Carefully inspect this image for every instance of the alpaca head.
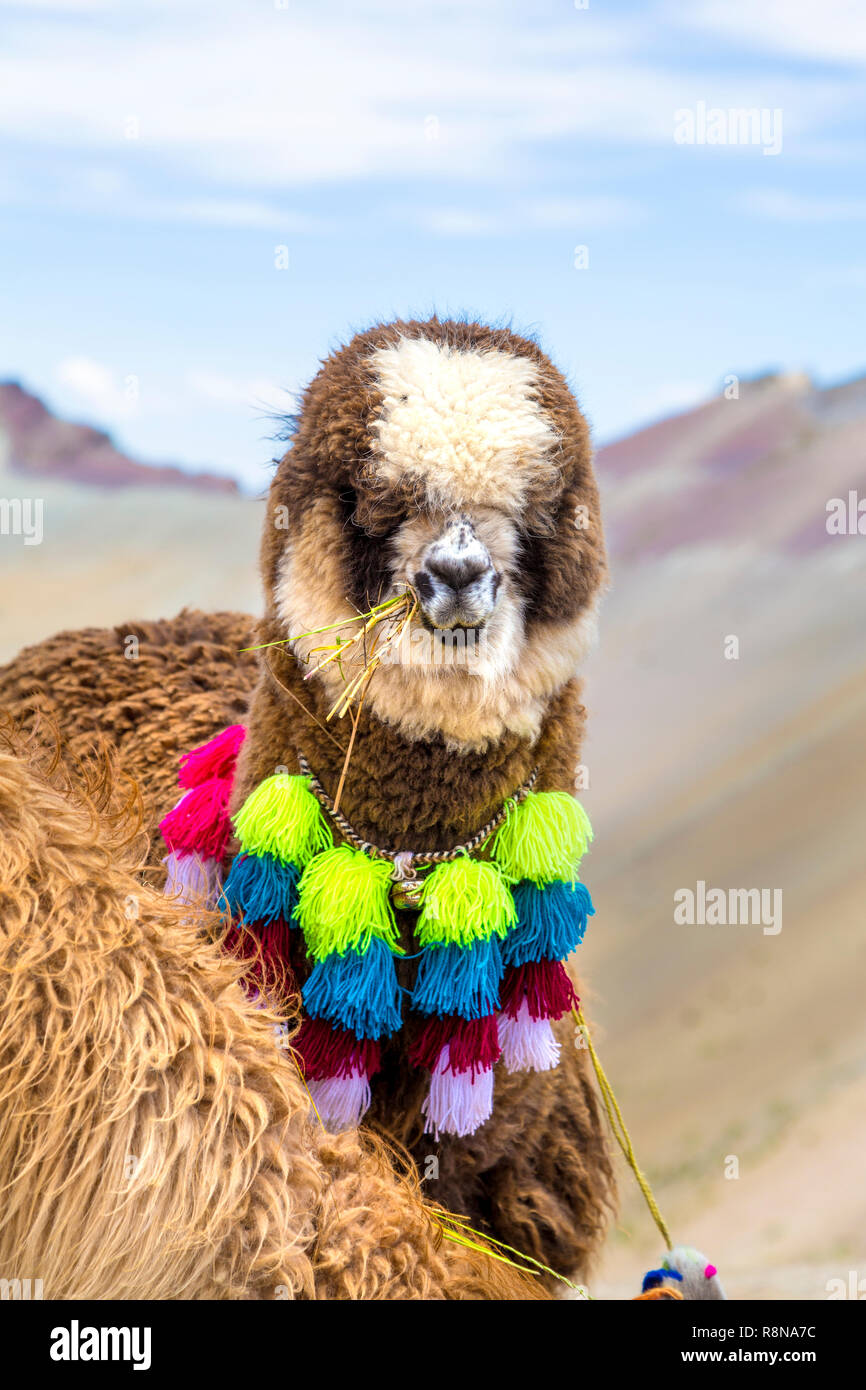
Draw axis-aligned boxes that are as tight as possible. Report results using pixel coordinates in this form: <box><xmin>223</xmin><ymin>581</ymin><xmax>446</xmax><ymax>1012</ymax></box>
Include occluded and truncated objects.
<box><xmin>263</xmin><ymin>317</ymin><xmax>606</xmax><ymax>749</ymax></box>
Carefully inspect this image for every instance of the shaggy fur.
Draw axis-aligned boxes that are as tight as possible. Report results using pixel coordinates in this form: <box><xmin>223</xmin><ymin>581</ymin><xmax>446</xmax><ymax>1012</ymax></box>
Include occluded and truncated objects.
<box><xmin>368</xmin><ymin>335</ymin><xmax>561</xmax><ymax>516</ymax></box>
<box><xmin>0</xmin><ymin>316</ymin><xmax>616</xmax><ymax>1291</ymax></box>
<box><xmin>0</xmin><ymin>727</ymin><xmax>542</xmax><ymax>1299</ymax></box>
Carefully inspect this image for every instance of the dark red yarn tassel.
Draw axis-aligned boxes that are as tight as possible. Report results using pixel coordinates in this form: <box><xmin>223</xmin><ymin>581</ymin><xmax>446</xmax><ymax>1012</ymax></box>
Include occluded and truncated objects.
<box><xmin>410</xmin><ymin>1014</ymin><xmax>501</xmax><ymax>1077</ymax></box>
<box><xmin>225</xmin><ymin>918</ymin><xmax>297</xmax><ymax>1000</ymax></box>
<box><xmin>500</xmin><ymin>960</ymin><xmax>579</xmax><ymax>1021</ymax></box>
<box><xmin>294</xmin><ymin>1017</ymin><xmax>381</xmax><ymax>1081</ymax></box>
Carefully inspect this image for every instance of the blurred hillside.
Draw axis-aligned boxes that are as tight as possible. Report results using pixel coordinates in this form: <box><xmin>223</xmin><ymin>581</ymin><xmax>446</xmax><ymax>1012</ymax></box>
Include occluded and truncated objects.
<box><xmin>582</xmin><ymin>370</ymin><xmax>866</xmax><ymax>1299</ymax></box>
<box><xmin>0</xmin><ymin>382</ymin><xmax>261</xmax><ymax>661</ymax></box>
<box><xmin>0</xmin><ymin>382</ymin><xmax>239</xmax><ymax>494</ymax></box>
<box><xmin>2</xmin><ymin>372</ymin><xmax>865</xmax><ymax>1299</ymax></box>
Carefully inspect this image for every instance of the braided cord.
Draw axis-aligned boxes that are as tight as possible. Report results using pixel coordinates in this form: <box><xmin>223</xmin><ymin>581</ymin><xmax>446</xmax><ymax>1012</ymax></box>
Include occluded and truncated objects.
<box><xmin>297</xmin><ymin>754</ymin><xmax>538</xmax><ymax>865</ymax></box>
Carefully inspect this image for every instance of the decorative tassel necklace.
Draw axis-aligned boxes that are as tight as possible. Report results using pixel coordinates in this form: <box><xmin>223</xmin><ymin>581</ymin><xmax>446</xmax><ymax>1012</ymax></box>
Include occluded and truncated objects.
<box><xmin>160</xmin><ymin>725</ymin><xmax>595</xmax><ymax>1139</ymax></box>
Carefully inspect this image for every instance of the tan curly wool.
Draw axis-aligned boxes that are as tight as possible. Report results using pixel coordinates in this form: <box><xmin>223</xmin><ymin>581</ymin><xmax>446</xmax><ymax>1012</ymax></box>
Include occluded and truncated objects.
<box><xmin>0</xmin><ymin>727</ymin><xmax>541</xmax><ymax>1299</ymax></box>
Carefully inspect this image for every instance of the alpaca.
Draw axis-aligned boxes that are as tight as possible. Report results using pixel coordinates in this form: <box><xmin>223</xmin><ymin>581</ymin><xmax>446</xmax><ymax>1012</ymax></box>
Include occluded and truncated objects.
<box><xmin>0</xmin><ymin>726</ymin><xmax>542</xmax><ymax>1299</ymax></box>
<box><xmin>0</xmin><ymin>317</ymin><xmax>615</xmax><ymax>1285</ymax></box>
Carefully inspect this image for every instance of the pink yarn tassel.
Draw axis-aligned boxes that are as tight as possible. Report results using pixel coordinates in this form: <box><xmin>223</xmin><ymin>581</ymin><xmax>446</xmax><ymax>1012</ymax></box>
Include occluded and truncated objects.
<box><xmin>178</xmin><ymin>724</ymin><xmax>246</xmax><ymax>789</ymax></box>
<box><xmin>159</xmin><ymin>777</ymin><xmax>231</xmax><ymax>859</ymax></box>
<box><xmin>498</xmin><ymin>1002</ymin><xmax>561</xmax><ymax>1073</ymax></box>
<box><xmin>308</xmin><ymin>1072</ymin><xmax>371</xmax><ymax>1131</ymax></box>
<box><xmin>421</xmin><ymin>1046</ymin><xmax>495</xmax><ymax>1139</ymax></box>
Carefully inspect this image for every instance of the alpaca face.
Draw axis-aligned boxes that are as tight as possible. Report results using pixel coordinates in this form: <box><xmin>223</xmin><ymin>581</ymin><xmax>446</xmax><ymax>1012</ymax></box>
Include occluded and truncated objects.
<box><xmin>405</xmin><ymin>515</ymin><xmax>501</xmax><ymax>634</ymax></box>
<box><xmin>266</xmin><ymin>319</ymin><xmax>606</xmax><ymax>748</ymax></box>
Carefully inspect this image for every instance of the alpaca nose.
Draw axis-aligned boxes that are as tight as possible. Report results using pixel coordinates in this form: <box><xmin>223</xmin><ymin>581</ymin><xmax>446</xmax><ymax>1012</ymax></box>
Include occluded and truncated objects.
<box><xmin>412</xmin><ymin>517</ymin><xmax>500</xmax><ymax>630</ymax></box>
<box><xmin>426</xmin><ymin>552</ymin><xmax>491</xmax><ymax>594</ymax></box>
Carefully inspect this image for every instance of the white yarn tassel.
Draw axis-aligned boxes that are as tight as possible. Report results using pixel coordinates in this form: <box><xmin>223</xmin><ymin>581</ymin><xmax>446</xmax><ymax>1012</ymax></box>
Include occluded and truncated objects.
<box><xmin>163</xmin><ymin>850</ymin><xmax>223</xmax><ymax>908</ymax></box>
<box><xmin>422</xmin><ymin>1046</ymin><xmax>495</xmax><ymax>1139</ymax></box>
<box><xmin>498</xmin><ymin>1002</ymin><xmax>560</xmax><ymax>1073</ymax></box>
<box><xmin>308</xmin><ymin>1073</ymin><xmax>371</xmax><ymax>1131</ymax></box>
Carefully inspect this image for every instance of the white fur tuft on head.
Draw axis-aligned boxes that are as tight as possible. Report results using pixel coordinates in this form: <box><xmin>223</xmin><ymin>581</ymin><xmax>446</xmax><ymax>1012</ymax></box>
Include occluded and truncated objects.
<box><xmin>369</xmin><ymin>336</ymin><xmax>560</xmax><ymax>516</ymax></box>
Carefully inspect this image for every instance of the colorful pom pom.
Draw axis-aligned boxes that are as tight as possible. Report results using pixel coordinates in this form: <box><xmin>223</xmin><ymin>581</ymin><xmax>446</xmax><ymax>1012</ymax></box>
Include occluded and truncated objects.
<box><xmin>159</xmin><ymin>777</ymin><xmax>232</xmax><ymax>858</ymax></box>
<box><xmin>502</xmin><ymin>879</ymin><xmax>594</xmax><ymax>966</ymax></box>
<box><xmin>492</xmin><ymin>790</ymin><xmax>593</xmax><ymax>885</ymax></box>
<box><xmin>410</xmin><ymin>1013</ymin><xmax>501</xmax><ymax>1078</ymax></box>
<box><xmin>308</xmin><ymin>1073</ymin><xmax>371</xmax><ymax>1131</ymax></box>
<box><xmin>296</xmin><ymin>845</ymin><xmax>401</xmax><ymax>958</ymax></box>
<box><xmin>416</xmin><ymin>857</ymin><xmax>516</xmax><ymax>948</ymax></box>
<box><xmin>225</xmin><ymin>918</ymin><xmax>296</xmax><ymax>996</ymax></box>
<box><xmin>221</xmin><ymin>851</ymin><xmax>301</xmax><ymax>926</ymax></box>
<box><xmin>422</xmin><ymin>1052</ymin><xmax>495</xmax><ymax>1139</ymax></box>
<box><xmin>293</xmin><ymin>1016</ymin><xmax>381</xmax><ymax>1081</ymax></box>
<box><xmin>233</xmin><ymin>774</ymin><xmax>332</xmax><ymax>865</ymax></box>
<box><xmin>163</xmin><ymin>849</ymin><xmax>223</xmax><ymax>907</ymax></box>
<box><xmin>412</xmin><ymin>937</ymin><xmax>503</xmax><ymax>1020</ymax></box>
<box><xmin>178</xmin><ymin>724</ymin><xmax>246</xmax><ymax>789</ymax></box>
<box><xmin>500</xmin><ymin>959</ymin><xmax>578</xmax><ymax>1021</ymax></box>
<box><xmin>498</xmin><ymin>1001</ymin><xmax>561</xmax><ymax>1072</ymax></box>
<box><xmin>302</xmin><ymin>936</ymin><xmax>402</xmax><ymax>1039</ymax></box>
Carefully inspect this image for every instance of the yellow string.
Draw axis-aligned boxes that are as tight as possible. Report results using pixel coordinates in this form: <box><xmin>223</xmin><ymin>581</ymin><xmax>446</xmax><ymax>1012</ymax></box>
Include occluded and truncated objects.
<box><xmin>573</xmin><ymin>1005</ymin><xmax>672</xmax><ymax>1250</ymax></box>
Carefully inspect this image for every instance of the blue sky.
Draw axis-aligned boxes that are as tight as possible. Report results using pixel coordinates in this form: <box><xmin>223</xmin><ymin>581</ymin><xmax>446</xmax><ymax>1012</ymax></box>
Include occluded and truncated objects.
<box><xmin>1</xmin><ymin>0</ymin><xmax>864</xmax><ymax>490</ymax></box>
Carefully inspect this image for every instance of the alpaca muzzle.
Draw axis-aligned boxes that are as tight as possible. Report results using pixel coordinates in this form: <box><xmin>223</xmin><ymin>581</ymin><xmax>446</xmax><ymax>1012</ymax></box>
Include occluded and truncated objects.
<box><xmin>412</xmin><ymin>516</ymin><xmax>500</xmax><ymax>631</ymax></box>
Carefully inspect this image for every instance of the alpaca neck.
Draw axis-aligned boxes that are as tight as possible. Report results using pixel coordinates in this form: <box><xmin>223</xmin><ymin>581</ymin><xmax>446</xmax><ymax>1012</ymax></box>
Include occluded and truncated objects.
<box><xmin>232</xmin><ymin>642</ymin><xmax>585</xmax><ymax>853</ymax></box>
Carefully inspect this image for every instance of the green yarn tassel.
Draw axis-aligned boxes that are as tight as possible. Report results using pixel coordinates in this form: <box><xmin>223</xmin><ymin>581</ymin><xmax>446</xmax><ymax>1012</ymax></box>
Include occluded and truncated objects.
<box><xmin>416</xmin><ymin>857</ymin><xmax>516</xmax><ymax>948</ymax></box>
<box><xmin>233</xmin><ymin>774</ymin><xmax>332</xmax><ymax>866</ymax></box>
<box><xmin>296</xmin><ymin>845</ymin><xmax>402</xmax><ymax>959</ymax></box>
<box><xmin>492</xmin><ymin>790</ymin><xmax>593</xmax><ymax>885</ymax></box>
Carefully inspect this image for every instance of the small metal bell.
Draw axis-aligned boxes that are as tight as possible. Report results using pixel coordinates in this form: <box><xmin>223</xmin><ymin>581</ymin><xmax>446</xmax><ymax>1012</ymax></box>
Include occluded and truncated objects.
<box><xmin>390</xmin><ymin>851</ymin><xmax>423</xmax><ymax>910</ymax></box>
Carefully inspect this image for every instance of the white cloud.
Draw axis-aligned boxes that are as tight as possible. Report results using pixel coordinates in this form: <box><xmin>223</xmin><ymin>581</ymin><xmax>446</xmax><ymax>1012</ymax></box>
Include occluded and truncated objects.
<box><xmin>740</xmin><ymin>190</ymin><xmax>866</xmax><ymax>221</ymax></box>
<box><xmin>526</xmin><ymin>196</ymin><xmax>644</xmax><ymax>229</ymax></box>
<box><xmin>677</xmin><ymin>0</ymin><xmax>866</xmax><ymax>66</ymax></box>
<box><xmin>186</xmin><ymin>371</ymin><xmax>295</xmax><ymax>417</ymax></box>
<box><xmin>56</xmin><ymin>356</ymin><xmax>141</xmax><ymax>420</ymax></box>
<box><xmin>420</xmin><ymin>209</ymin><xmax>498</xmax><ymax>238</ymax></box>
<box><xmin>55</xmin><ymin>357</ymin><xmax>294</xmax><ymax>435</ymax></box>
<box><xmin>145</xmin><ymin>198</ymin><xmax>316</xmax><ymax>231</ymax></box>
<box><xmin>415</xmin><ymin>195</ymin><xmax>644</xmax><ymax>237</ymax></box>
<box><xmin>0</xmin><ymin>2</ymin><xmax>856</xmax><ymax>204</ymax></box>
<box><xmin>0</xmin><ymin>157</ymin><xmax>319</xmax><ymax>230</ymax></box>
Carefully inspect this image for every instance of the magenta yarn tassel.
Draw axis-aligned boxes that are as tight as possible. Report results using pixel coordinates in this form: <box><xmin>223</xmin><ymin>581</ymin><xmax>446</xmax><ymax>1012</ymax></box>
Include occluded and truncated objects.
<box><xmin>498</xmin><ymin>1001</ymin><xmax>561</xmax><ymax>1073</ymax></box>
<box><xmin>308</xmin><ymin>1072</ymin><xmax>372</xmax><ymax>1131</ymax></box>
<box><xmin>178</xmin><ymin>723</ymin><xmax>246</xmax><ymax>788</ymax></box>
<box><xmin>159</xmin><ymin>777</ymin><xmax>231</xmax><ymax>859</ymax></box>
<box><xmin>163</xmin><ymin>849</ymin><xmax>223</xmax><ymax>908</ymax></box>
<box><xmin>421</xmin><ymin>1046</ymin><xmax>495</xmax><ymax>1139</ymax></box>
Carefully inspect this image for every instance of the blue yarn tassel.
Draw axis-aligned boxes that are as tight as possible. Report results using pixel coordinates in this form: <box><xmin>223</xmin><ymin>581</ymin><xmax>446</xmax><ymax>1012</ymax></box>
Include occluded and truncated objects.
<box><xmin>221</xmin><ymin>852</ymin><xmax>301</xmax><ymax>926</ymax></box>
<box><xmin>302</xmin><ymin>936</ymin><xmax>402</xmax><ymax>1040</ymax></box>
<box><xmin>412</xmin><ymin>937</ymin><xmax>504</xmax><ymax>1020</ymax></box>
<box><xmin>501</xmin><ymin>880</ymin><xmax>594</xmax><ymax>967</ymax></box>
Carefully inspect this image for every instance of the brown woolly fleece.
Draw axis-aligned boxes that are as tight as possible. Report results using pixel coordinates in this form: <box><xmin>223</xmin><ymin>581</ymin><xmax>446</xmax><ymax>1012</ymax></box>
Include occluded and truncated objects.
<box><xmin>0</xmin><ymin>316</ymin><xmax>616</xmax><ymax>1293</ymax></box>
<box><xmin>0</xmin><ymin>727</ymin><xmax>541</xmax><ymax>1299</ymax></box>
